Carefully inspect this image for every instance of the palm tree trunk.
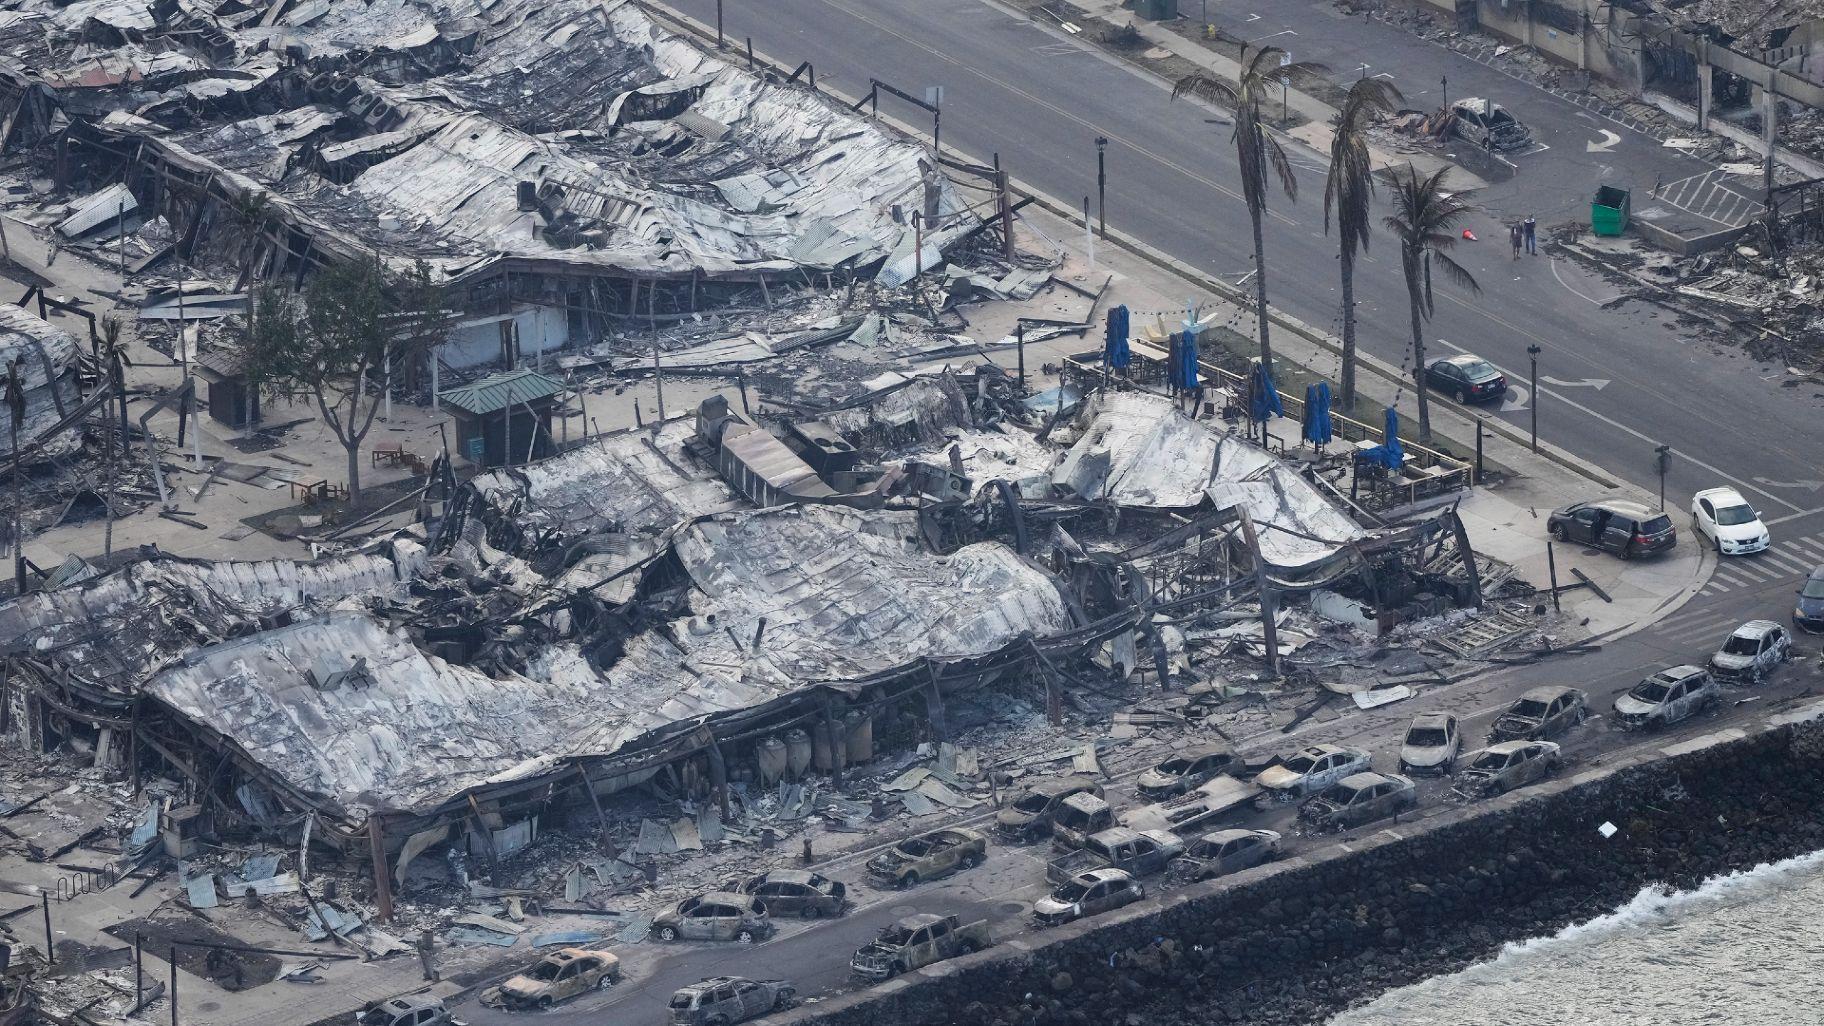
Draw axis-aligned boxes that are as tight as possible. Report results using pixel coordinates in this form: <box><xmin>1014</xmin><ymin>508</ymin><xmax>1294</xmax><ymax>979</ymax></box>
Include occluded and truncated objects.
<box><xmin>1339</xmin><ymin>245</ymin><xmax>1357</xmax><ymax>410</ymax></box>
<box><xmin>1249</xmin><ymin>202</ymin><xmax>1273</xmax><ymax>371</ymax></box>
<box><xmin>1405</xmin><ymin>255</ymin><xmax>1432</xmax><ymax>442</ymax></box>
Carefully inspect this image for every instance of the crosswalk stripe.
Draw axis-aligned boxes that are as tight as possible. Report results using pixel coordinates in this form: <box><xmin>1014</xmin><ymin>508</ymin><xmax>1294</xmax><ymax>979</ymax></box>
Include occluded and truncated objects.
<box><xmin>1711</xmin><ymin>566</ymin><xmax>1762</xmax><ymax>586</ymax></box>
<box><xmin>1783</xmin><ymin>539</ymin><xmax>1824</xmax><ymax>564</ymax></box>
<box><xmin>1757</xmin><ymin>552</ymin><xmax>1808</xmax><ymax>576</ymax></box>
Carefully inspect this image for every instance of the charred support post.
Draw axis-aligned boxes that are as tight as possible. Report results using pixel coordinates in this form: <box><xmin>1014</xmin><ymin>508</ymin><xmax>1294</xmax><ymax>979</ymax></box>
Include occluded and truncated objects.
<box><xmin>818</xmin><ymin>703</ymin><xmax>843</xmax><ymax>787</ymax></box>
<box><xmin>704</xmin><ymin>732</ymin><xmax>734</xmax><ymax>815</ymax></box>
<box><xmin>41</xmin><ymin>893</ymin><xmax>52</xmax><ymax>966</ymax></box>
<box><xmin>1545</xmin><ymin>540</ymin><xmax>1561</xmax><ymax>613</ymax></box>
<box><xmin>169</xmin><ymin>946</ymin><xmax>177</xmax><ymax>1026</ymax></box>
<box><xmin>995</xmin><ymin>156</ymin><xmax>1015</xmax><ymax>261</ymax></box>
<box><xmin>366</xmin><ymin>816</ymin><xmax>394</xmax><ymax>923</ymax></box>
<box><xmin>1236</xmin><ymin>509</ymin><xmax>1280</xmax><ymax>676</ymax></box>
<box><xmin>576</xmin><ymin>764</ymin><xmax>618</xmax><ymax>859</ymax></box>
<box><xmin>924</xmin><ymin>665</ymin><xmax>949</xmax><ymax>741</ymax></box>
<box><xmin>1449</xmin><ymin>510</ymin><xmax>1484</xmax><ymax>608</ymax></box>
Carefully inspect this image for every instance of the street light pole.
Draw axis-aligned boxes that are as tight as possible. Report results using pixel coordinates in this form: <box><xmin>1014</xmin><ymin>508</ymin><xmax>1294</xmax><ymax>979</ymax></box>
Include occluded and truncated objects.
<box><xmin>1095</xmin><ymin>136</ymin><xmax>1108</xmax><ymax>240</ymax></box>
<box><xmin>716</xmin><ymin>0</ymin><xmax>723</xmax><ymax>48</ymax></box>
<box><xmin>1527</xmin><ymin>344</ymin><xmax>1541</xmax><ymax>453</ymax></box>
<box><xmin>1441</xmin><ymin>75</ymin><xmax>1448</xmax><ymax>108</ymax></box>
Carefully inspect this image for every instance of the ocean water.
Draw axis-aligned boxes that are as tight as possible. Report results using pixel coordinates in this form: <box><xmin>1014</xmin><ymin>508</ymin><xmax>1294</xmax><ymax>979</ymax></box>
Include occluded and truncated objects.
<box><xmin>1325</xmin><ymin>849</ymin><xmax>1824</xmax><ymax>1026</ymax></box>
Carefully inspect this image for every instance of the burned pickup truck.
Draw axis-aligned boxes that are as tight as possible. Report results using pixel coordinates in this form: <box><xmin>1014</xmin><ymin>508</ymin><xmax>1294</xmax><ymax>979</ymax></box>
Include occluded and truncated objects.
<box><xmin>850</xmin><ymin>913</ymin><xmax>991</xmax><ymax>982</ymax></box>
<box><xmin>1046</xmin><ymin>826</ymin><xmax>1184</xmax><ymax>886</ymax></box>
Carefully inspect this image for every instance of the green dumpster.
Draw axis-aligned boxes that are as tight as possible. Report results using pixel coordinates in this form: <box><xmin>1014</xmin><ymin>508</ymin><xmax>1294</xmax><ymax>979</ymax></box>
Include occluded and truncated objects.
<box><xmin>1135</xmin><ymin>0</ymin><xmax>1180</xmax><ymax>20</ymax></box>
<box><xmin>1592</xmin><ymin>185</ymin><xmax>1630</xmax><ymax>236</ymax></box>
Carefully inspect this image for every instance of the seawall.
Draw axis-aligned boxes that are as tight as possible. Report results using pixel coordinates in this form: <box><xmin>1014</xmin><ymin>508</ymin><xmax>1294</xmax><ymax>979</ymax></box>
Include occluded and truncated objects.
<box><xmin>767</xmin><ymin>699</ymin><xmax>1824</xmax><ymax>1025</ymax></box>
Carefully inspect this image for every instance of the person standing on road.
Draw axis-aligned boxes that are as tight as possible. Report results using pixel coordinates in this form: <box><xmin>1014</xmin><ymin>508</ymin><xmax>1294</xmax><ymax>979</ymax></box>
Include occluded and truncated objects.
<box><xmin>1510</xmin><ymin>223</ymin><xmax>1522</xmax><ymax>259</ymax></box>
<box><xmin>1523</xmin><ymin>216</ymin><xmax>1538</xmax><ymax>255</ymax></box>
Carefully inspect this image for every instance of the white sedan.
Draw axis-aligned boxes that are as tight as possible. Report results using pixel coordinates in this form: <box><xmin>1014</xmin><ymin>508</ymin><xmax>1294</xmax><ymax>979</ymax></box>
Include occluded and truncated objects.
<box><xmin>1691</xmin><ymin>487</ymin><xmax>1769</xmax><ymax>556</ymax></box>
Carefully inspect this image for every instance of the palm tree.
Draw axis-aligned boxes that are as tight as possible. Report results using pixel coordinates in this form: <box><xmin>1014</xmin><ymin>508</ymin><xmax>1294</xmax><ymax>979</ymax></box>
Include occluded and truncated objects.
<box><xmin>1323</xmin><ymin>77</ymin><xmax>1402</xmax><ymax>411</ymax></box>
<box><xmin>1173</xmin><ymin>47</ymin><xmax>1327</xmax><ymax>373</ymax></box>
<box><xmin>1383</xmin><ymin>165</ymin><xmax>1480</xmax><ymax>442</ymax></box>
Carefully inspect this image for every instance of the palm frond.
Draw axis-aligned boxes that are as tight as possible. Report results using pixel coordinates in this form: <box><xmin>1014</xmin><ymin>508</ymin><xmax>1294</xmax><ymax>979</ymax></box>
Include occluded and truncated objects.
<box><xmin>1264</xmin><ymin>133</ymin><xmax>1298</xmax><ymax>201</ymax></box>
<box><xmin>1172</xmin><ymin>72</ymin><xmax>1238</xmax><ymax>107</ymax></box>
<box><xmin>1431</xmin><ymin>250</ymin><xmax>1480</xmax><ymax>295</ymax></box>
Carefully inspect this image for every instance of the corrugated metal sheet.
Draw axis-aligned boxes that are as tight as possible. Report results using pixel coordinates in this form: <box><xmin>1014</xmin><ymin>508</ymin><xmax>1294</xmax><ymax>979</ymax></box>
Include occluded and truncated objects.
<box><xmin>438</xmin><ymin>368</ymin><xmax>564</xmax><ymax>416</ymax></box>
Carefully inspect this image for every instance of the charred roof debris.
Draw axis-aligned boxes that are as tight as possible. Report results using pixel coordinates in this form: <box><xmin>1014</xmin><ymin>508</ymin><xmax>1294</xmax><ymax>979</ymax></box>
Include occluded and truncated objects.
<box><xmin>0</xmin><ymin>0</ymin><xmax>1560</xmax><ymax>1016</ymax></box>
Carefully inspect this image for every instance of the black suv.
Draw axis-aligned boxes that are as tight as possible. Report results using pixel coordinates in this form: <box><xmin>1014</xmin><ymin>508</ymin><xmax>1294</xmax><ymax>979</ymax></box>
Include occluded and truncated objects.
<box><xmin>1547</xmin><ymin>499</ymin><xmax>1676</xmax><ymax>559</ymax></box>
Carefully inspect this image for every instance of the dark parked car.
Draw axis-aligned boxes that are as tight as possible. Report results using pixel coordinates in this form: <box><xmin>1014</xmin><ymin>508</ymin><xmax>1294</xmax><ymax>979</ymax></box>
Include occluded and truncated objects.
<box><xmin>1456</xmin><ymin>741</ymin><xmax>1561</xmax><ymax>797</ymax></box>
<box><xmin>1613</xmin><ymin>665</ymin><xmax>1720</xmax><ymax>730</ymax></box>
<box><xmin>726</xmin><ymin>869</ymin><xmax>846</xmax><ymax>919</ymax></box>
<box><xmin>1795</xmin><ymin>565</ymin><xmax>1824</xmax><ymax>634</ymax></box>
<box><xmin>994</xmin><ymin>775</ymin><xmax>1104</xmax><ymax>840</ymax></box>
<box><xmin>1424</xmin><ymin>354</ymin><xmax>1507</xmax><ymax>404</ymax></box>
<box><xmin>1135</xmin><ymin>742</ymin><xmax>1238</xmax><ymax>800</ymax></box>
<box><xmin>1298</xmin><ymin>772</ymin><xmax>1417</xmax><ymax>832</ymax></box>
<box><xmin>1547</xmin><ymin>500</ymin><xmax>1676</xmax><ymax>559</ymax></box>
<box><xmin>1488</xmin><ymin>686</ymin><xmax>1587</xmax><ymax>742</ymax></box>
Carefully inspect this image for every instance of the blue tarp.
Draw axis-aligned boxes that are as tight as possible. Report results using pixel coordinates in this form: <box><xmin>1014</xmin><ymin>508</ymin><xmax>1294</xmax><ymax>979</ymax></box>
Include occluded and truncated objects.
<box><xmin>1247</xmin><ymin>363</ymin><xmax>1283</xmax><ymax>422</ymax></box>
<box><xmin>1361</xmin><ymin>407</ymin><xmax>1405</xmax><ymax>469</ymax></box>
<box><xmin>1105</xmin><ymin>305</ymin><xmax>1130</xmax><ymax>371</ymax></box>
<box><xmin>1302</xmin><ymin>382</ymin><xmax>1333</xmax><ymax>446</ymax></box>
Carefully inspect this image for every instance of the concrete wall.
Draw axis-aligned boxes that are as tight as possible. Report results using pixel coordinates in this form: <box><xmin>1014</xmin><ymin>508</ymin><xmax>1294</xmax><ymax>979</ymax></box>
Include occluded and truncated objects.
<box><xmin>771</xmin><ymin>699</ymin><xmax>1824</xmax><ymax>1026</ymax></box>
<box><xmin>442</xmin><ymin>303</ymin><xmax>570</xmax><ymax>371</ymax></box>
<box><xmin>1410</xmin><ymin>0</ymin><xmax>1645</xmax><ymax>92</ymax></box>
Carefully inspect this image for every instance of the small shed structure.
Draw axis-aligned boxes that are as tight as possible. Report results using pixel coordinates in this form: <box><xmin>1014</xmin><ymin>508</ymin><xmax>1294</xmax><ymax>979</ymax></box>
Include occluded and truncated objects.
<box><xmin>195</xmin><ymin>349</ymin><xmax>260</xmax><ymax>428</ymax></box>
<box><xmin>438</xmin><ymin>368</ymin><xmax>563</xmax><ymax>468</ymax></box>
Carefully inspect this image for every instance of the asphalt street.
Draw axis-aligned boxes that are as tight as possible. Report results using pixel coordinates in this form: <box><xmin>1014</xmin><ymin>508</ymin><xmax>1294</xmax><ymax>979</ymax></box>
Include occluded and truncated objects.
<box><xmin>655</xmin><ymin>0</ymin><xmax>1822</xmax><ymax>528</ymax></box>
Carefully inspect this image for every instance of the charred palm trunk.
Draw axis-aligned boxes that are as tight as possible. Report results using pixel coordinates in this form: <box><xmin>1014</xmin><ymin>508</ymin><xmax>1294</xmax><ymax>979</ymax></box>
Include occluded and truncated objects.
<box><xmin>1339</xmin><ymin>244</ymin><xmax>1358</xmax><ymax>409</ymax></box>
<box><xmin>1249</xmin><ymin>202</ymin><xmax>1273</xmax><ymax>372</ymax></box>
<box><xmin>1404</xmin><ymin>249</ymin><xmax>1432</xmax><ymax>442</ymax></box>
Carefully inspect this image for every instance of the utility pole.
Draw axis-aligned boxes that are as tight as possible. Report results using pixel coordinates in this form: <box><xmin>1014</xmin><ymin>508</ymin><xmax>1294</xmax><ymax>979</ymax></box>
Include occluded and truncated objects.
<box><xmin>1095</xmin><ymin>136</ymin><xmax>1108</xmax><ymax>240</ymax></box>
<box><xmin>1440</xmin><ymin>74</ymin><xmax>1448</xmax><ymax>109</ymax></box>
<box><xmin>716</xmin><ymin>0</ymin><xmax>724</xmax><ymax>48</ymax></box>
<box><xmin>1526</xmin><ymin>344</ymin><xmax>1541</xmax><ymax>453</ymax></box>
<box><xmin>1083</xmin><ymin>196</ymin><xmax>1094</xmax><ymax>270</ymax></box>
<box><xmin>1654</xmin><ymin>444</ymin><xmax>1672</xmax><ymax>511</ymax></box>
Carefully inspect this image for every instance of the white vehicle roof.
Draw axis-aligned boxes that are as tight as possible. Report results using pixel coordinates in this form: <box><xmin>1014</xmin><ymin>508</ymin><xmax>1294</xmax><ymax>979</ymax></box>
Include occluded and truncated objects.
<box><xmin>1694</xmin><ymin>486</ymin><xmax>1750</xmax><ymax>507</ymax></box>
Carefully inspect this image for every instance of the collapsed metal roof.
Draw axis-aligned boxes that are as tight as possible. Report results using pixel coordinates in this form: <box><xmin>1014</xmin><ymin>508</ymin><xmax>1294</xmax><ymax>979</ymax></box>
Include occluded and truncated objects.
<box><xmin>8</xmin><ymin>0</ymin><xmax>972</xmax><ymax>283</ymax></box>
<box><xmin>1053</xmin><ymin>392</ymin><xmax>1366</xmax><ymax>570</ymax></box>
<box><xmin>0</xmin><ymin>305</ymin><xmax>84</xmax><ymax>464</ymax></box>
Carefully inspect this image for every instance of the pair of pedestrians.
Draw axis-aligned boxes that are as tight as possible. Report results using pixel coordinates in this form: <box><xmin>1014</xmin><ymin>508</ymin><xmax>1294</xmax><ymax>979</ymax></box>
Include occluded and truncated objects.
<box><xmin>1509</xmin><ymin>216</ymin><xmax>1537</xmax><ymax>258</ymax></box>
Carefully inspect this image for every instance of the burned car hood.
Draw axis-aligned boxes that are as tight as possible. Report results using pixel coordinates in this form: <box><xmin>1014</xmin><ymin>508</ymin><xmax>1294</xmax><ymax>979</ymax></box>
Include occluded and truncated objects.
<box><xmin>1614</xmin><ymin>694</ymin><xmax>1662</xmax><ymax>717</ymax></box>
<box><xmin>1033</xmin><ymin>895</ymin><xmax>1078</xmax><ymax>917</ymax></box>
<box><xmin>1255</xmin><ymin>766</ymin><xmax>1304</xmax><ymax>790</ymax></box>
<box><xmin>499</xmin><ymin>977</ymin><xmax>543</xmax><ymax>998</ymax></box>
<box><xmin>1710</xmin><ymin>653</ymin><xmax>1755</xmax><ymax>671</ymax></box>
<box><xmin>995</xmin><ymin>808</ymin><xmax>1037</xmax><ymax>827</ymax></box>
<box><xmin>867</xmin><ymin>850</ymin><xmax>909</xmax><ymax>871</ymax></box>
<box><xmin>1400</xmin><ymin>745</ymin><xmax>1452</xmax><ymax>767</ymax></box>
<box><xmin>1492</xmin><ymin>713</ymin><xmax>1541</xmax><ymax>732</ymax></box>
<box><xmin>1135</xmin><ymin>768</ymin><xmax>1181</xmax><ymax>791</ymax></box>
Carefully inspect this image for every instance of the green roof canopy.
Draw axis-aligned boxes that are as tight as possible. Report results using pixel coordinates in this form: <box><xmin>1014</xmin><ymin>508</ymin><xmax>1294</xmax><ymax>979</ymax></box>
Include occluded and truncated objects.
<box><xmin>438</xmin><ymin>368</ymin><xmax>564</xmax><ymax>417</ymax></box>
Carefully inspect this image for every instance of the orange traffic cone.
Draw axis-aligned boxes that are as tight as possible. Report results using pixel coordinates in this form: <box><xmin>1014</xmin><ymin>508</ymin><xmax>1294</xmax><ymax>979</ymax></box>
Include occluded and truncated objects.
<box><xmin>1462</xmin><ymin>229</ymin><xmax>1478</xmax><ymax>241</ymax></box>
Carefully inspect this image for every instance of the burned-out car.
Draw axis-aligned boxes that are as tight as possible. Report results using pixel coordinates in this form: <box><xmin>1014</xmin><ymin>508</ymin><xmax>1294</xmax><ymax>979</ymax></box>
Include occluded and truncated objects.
<box><xmin>1048</xmin><ymin>791</ymin><xmax>1115</xmax><ymax>853</ymax></box>
<box><xmin>1170</xmin><ymin>828</ymin><xmax>1281</xmax><ymax>882</ymax></box>
<box><xmin>866</xmin><ymin>827</ymin><xmax>987</xmax><ymax>889</ymax></box>
<box><xmin>667</xmin><ymin>977</ymin><xmax>796</xmax><ymax>1025</ymax></box>
<box><xmin>496</xmin><ymin>948</ymin><xmax>621</xmax><ymax>1009</ymax></box>
<box><xmin>1298</xmin><ymin>772</ymin><xmax>1416</xmax><ymax>832</ymax></box>
<box><xmin>1488</xmin><ymin>686</ymin><xmax>1587</xmax><ymax>742</ymax></box>
<box><xmin>1614</xmin><ymin>665</ymin><xmax>1719</xmax><ymax>730</ymax></box>
<box><xmin>726</xmin><ymin>869</ymin><xmax>847</xmax><ymax>919</ymax></box>
<box><xmin>1123</xmin><ymin>774</ymin><xmax>1261</xmax><ymax>835</ymax></box>
<box><xmin>1456</xmin><ymin>740</ymin><xmax>1561</xmax><ymax>797</ymax></box>
<box><xmin>995</xmin><ymin>775</ymin><xmax>1104</xmax><ymax>839</ymax></box>
<box><xmin>361</xmin><ymin>996</ymin><xmax>449</xmax><ymax>1026</ymax></box>
<box><xmin>850</xmin><ymin>913</ymin><xmax>990</xmax><ymax>981</ymax></box>
<box><xmin>1032</xmin><ymin>867</ymin><xmax>1145</xmax><ymax>927</ymax></box>
<box><xmin>1710</xmin><ymin>620</ymin><xmax>1792</xmax><ymax>684</ymax></box>
<box><xmin>1135</xmin><ymin>742</ymin><xmax>1237</xmax><ymax>800</ymax></box>
<box><xmin>1398</xmin><ymin>711</ymin><xmax>1461</xmax><ymax>775</ymax></box>
<box><xmin>652</xmin><ymin>892</ymin><xmax>775</xmax><ymax>944</ymax></box>
<box><xmin>1255</xmin><ymin>743</ymin><xmax>1372</xmax><ymax>799</ymax></box>
<box><xmin>1448</xmin><ymin>97</ymin><xmax>1531</xmax><ymax>150</ymax></box>
<box><xmin>1046</xmin><ymin>826</ymin><xmax>1184</xmax><ymax>885</ymax></box>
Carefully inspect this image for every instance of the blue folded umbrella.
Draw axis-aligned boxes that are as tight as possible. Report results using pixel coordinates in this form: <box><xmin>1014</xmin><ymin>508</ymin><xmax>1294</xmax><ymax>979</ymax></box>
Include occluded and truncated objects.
<box><xmin>1104</xmin><ymin>305</ymin><xmax>1131</xmax><ymax>371</ymax></box>
<box><xmin>1361</xmin><ymin>406</ymin><xmax>1404</xmax><ymax>469</ymax></box>
<box><xmin>1247</xmin><ymin>363</ymin><xmax>1281</xmax><ymax>422</ymax></box>
<box><xmin>1180</xmin><ymin>331</ymin><xmax>1200</xmax><ymax>390</ymax></box>
<box><xmin>1303</xmin><ymin>381</ymin><xmax>1333</xmax><ymax>446</ymax></box>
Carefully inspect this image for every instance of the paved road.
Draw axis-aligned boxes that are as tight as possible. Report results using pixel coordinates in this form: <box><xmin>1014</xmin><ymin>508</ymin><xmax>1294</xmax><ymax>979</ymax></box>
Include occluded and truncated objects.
<box><xmin>655</xmin><ymin>0</ymin><xmax>1822</xmax><ymax>527</ymax></box>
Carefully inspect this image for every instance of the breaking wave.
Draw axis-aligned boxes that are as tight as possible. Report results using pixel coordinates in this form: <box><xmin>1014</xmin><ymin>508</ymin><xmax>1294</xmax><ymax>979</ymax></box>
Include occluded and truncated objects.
<box><xmin>1326</xmin><ymin>848</ymin><xmax>1824</xmax><ymax>1026</ymax></box>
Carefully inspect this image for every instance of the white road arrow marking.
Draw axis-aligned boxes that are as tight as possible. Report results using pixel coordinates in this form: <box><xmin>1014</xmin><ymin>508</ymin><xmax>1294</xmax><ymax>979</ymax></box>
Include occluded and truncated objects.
<box><xmin>1498</xmin><ymin>385</ymin><xmax>1531</xmax><ymax>413</ymax></box>
<box><xmin>1539</xmin><ymin>375</ymin><xmax>1611</xmax><ymax>389</ymax></box>
<box><xmin>1586</xmin><ymin>129</ymin><xmax>1621</xmax><ymax>153</ymax></box>
<box><xmin>1752</xmin><ymin>477</ymin><xmax>1824</xmax><ymax>492</ymax></box>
